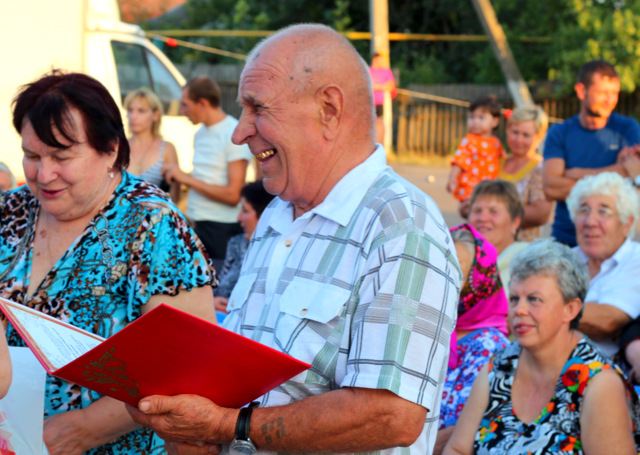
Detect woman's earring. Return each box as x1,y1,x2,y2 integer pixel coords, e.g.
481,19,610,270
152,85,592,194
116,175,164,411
109,169,114,178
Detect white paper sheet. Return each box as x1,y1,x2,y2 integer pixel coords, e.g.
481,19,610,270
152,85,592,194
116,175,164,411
9,306,103,370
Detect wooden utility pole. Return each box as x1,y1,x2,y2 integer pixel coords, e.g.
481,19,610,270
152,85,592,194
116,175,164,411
370,0,393,151
470,0,533,107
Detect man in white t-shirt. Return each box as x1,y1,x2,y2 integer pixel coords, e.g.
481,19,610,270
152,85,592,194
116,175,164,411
164,76,253,265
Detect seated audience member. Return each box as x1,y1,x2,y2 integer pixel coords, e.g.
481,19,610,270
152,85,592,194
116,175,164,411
0,162,16,192
468,179,527,288
434,224,509,454
498,105,553,240
565,172,640,359
1,71,217,453
444,239,640,455
124,88,181,202
214,180,275,313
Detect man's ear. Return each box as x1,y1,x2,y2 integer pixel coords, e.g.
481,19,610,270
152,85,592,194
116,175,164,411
575,82,586,101
316,84,343,140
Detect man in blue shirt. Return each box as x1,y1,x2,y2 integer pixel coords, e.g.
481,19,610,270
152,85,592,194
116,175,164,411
543,60,640,246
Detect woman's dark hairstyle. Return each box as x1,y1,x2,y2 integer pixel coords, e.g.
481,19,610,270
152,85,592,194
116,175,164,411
241,180,275,217
12,70,129,171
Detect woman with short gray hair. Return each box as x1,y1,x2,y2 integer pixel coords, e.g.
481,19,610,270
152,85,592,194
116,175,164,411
564,172,640,359
444,238,640,454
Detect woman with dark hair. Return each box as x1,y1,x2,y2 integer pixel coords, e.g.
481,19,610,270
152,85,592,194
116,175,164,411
0,71,217,454
214,180,274,313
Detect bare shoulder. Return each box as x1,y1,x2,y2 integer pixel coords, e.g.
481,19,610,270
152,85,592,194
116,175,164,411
163,141,179,163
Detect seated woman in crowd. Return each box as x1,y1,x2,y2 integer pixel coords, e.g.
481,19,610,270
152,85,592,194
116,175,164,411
468,179,527,287
498,105,553,240
124,88,180,201
434,224,509,454
0,71,217,454
444,238,640,454
565,172,640,360
214,180,274,313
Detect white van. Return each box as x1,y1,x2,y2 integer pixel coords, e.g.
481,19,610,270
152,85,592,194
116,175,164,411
0,0,198,184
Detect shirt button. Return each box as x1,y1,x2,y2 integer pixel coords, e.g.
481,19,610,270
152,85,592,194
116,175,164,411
230,300,235,308
300,308,308,316
285,239,292,247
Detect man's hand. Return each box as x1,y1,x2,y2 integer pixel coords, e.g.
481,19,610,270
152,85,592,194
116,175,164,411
126,394,238,447
163,163,189,185
621,153,640,180
213,297,229,314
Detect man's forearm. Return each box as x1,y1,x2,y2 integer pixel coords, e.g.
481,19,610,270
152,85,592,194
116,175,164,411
578,302,631,340
180,174,242,206
247,388,426,452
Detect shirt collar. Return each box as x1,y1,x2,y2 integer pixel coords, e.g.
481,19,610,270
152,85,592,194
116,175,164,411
311,145,388,226
265,145,388,231
575,237,633,268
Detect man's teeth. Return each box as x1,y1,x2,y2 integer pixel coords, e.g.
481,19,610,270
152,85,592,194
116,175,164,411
256,149,276,160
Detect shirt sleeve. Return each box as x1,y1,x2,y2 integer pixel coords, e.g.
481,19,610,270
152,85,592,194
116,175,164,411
525,162,546,204
585,253,640,319
341,195,459,411
543,122,566,161
225,140,254,163
623,117,640,145
127,206,217,310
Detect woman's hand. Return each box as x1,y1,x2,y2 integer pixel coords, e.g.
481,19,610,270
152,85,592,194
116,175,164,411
44,410,93,455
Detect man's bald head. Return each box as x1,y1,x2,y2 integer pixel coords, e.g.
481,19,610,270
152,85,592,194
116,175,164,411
245,24,374,124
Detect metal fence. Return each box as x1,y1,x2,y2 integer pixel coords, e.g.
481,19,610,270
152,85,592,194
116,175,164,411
395,84,640,158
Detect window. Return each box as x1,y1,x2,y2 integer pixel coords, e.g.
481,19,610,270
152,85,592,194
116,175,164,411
111,41,182,115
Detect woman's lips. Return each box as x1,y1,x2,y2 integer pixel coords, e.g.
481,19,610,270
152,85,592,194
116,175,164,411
255,149,276,161
514,323,533,335
40,188,64,198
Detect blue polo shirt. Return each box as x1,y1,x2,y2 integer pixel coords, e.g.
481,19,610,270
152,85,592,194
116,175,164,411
544,113,640,245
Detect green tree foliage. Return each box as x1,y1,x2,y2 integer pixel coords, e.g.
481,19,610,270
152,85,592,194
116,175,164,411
146,0,640,94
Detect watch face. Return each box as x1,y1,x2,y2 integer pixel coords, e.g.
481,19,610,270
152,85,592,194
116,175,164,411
230,438,257,455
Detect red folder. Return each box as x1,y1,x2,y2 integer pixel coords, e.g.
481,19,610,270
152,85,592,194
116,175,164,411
0,298,310,408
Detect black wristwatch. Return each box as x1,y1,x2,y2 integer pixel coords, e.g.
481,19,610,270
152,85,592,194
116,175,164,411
230,401,260,454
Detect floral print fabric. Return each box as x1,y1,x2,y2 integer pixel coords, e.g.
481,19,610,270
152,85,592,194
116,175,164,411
0,172,216,454
474,337,640,454
439,328,508,429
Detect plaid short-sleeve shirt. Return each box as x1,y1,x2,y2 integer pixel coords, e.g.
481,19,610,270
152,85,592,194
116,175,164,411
223,147,460,454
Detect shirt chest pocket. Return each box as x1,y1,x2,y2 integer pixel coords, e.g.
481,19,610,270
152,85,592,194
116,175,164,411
226,273,258,313
275,279,351,364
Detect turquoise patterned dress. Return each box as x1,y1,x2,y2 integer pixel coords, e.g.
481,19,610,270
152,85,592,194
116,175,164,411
0,172,216,454
474,336,640,454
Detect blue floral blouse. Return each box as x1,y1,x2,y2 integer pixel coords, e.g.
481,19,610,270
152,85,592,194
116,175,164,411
0,172,216,454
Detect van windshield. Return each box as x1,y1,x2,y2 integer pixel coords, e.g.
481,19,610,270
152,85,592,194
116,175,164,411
111,41,182,115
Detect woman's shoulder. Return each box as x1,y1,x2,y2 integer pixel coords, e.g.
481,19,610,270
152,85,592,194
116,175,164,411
114,172,183,217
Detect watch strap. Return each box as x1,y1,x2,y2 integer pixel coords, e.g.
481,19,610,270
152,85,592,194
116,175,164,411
235,401,260,441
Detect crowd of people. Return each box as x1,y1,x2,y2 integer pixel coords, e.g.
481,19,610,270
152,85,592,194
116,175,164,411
1,22,640,455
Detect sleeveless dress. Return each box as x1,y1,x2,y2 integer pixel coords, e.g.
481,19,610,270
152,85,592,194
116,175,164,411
474,336,640,454
139,140,166,187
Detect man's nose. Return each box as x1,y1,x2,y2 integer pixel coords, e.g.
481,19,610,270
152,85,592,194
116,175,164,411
232,111,256,145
